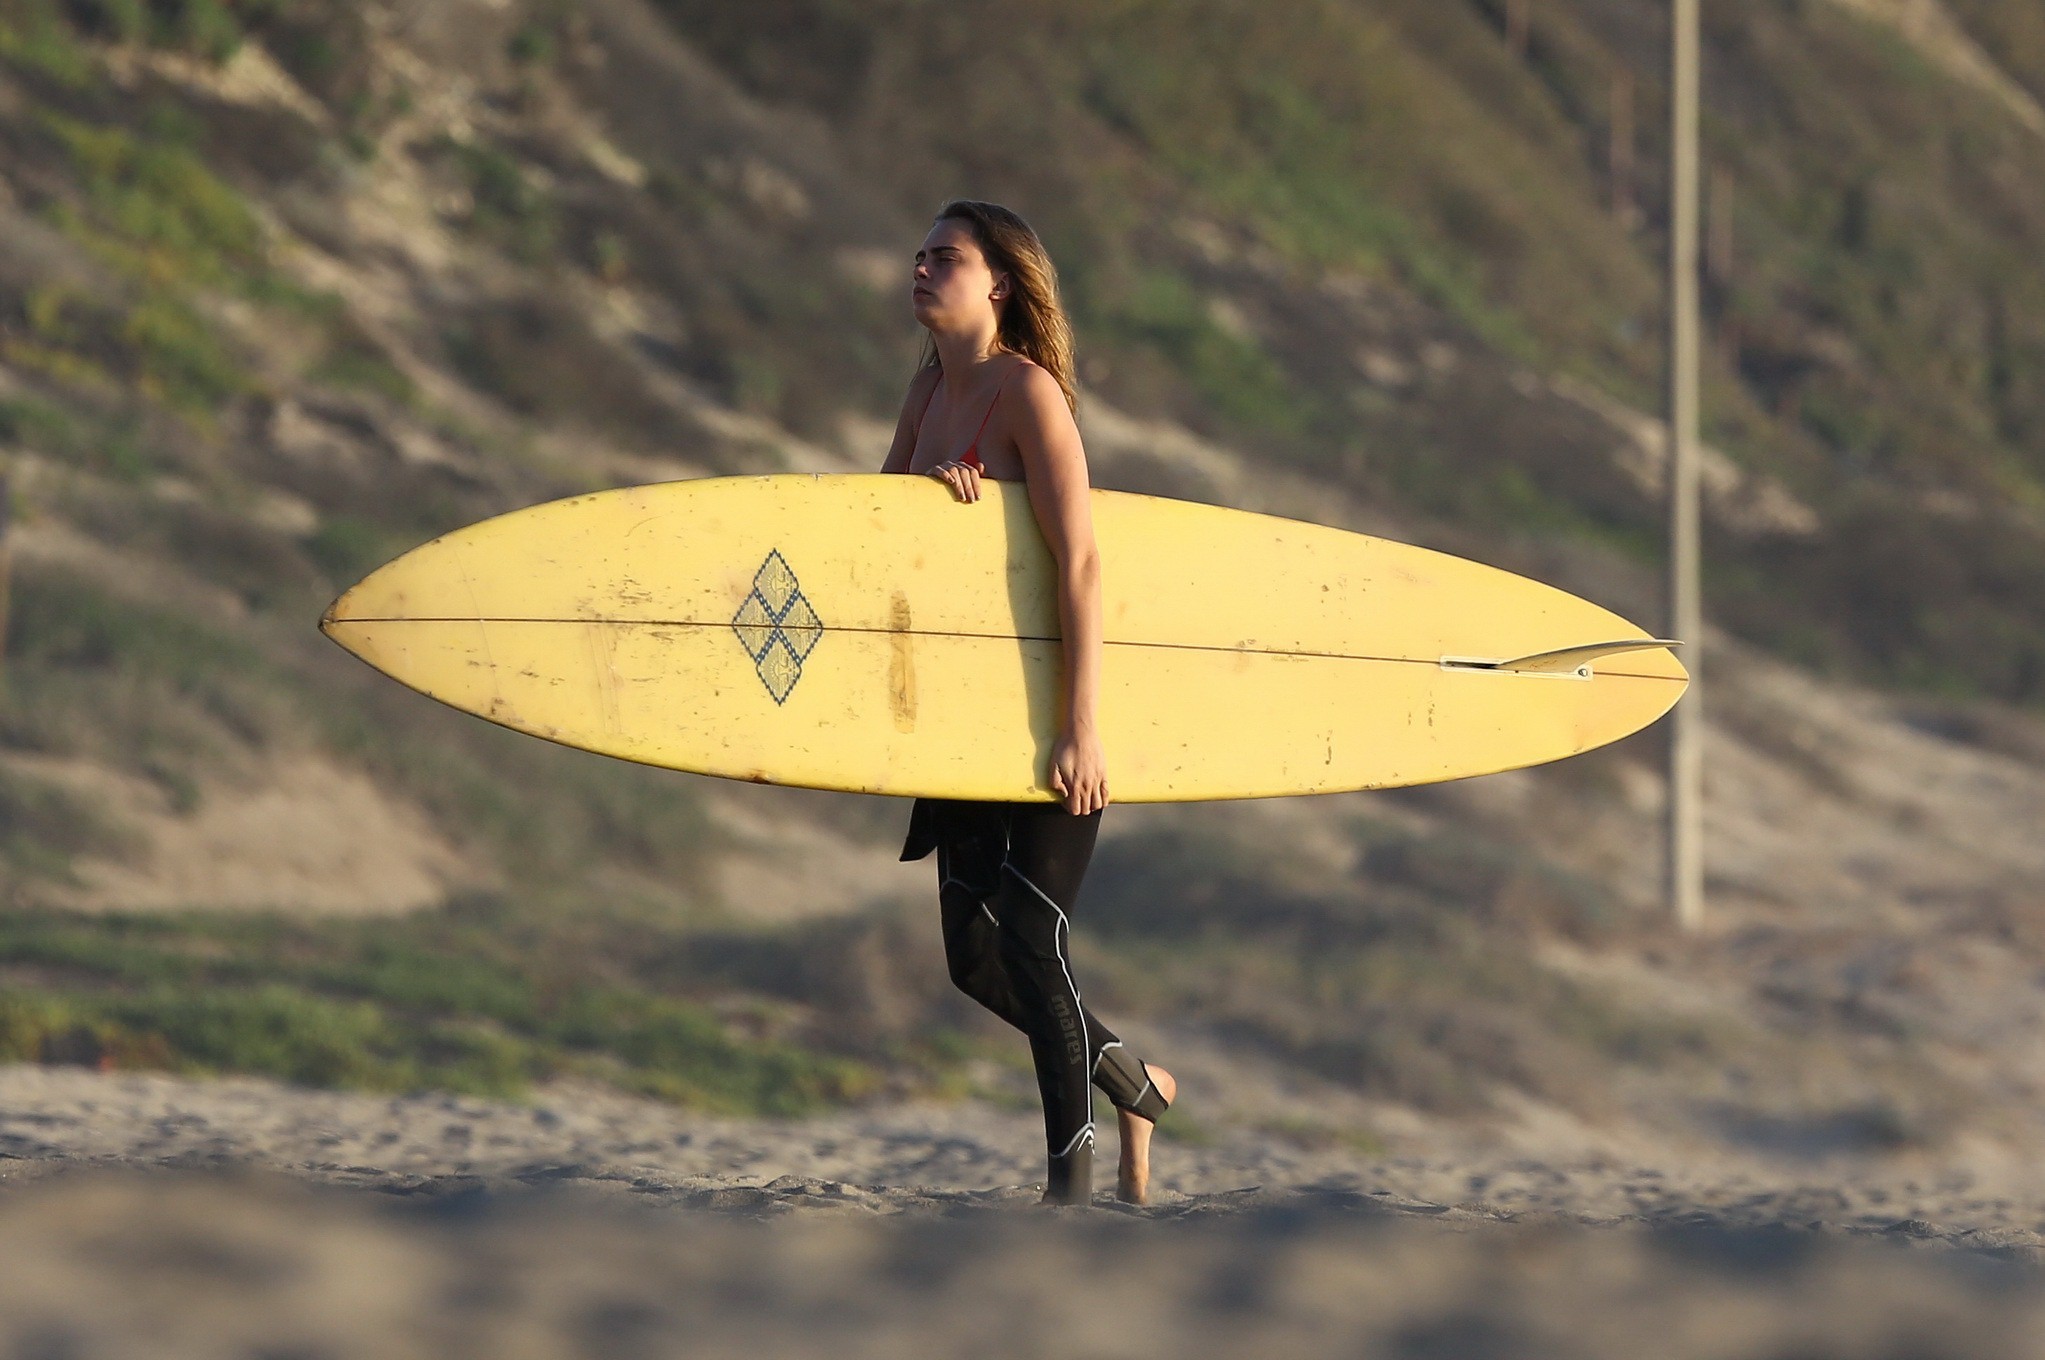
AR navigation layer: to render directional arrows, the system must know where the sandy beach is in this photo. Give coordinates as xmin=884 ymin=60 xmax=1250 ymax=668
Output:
xmin=4 ymin=1064 xmax=2045 ymax=1358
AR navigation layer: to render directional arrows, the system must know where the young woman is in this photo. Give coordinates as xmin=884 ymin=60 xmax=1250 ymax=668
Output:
xmin=880 ymin=200 xmax=1176 ymax=1206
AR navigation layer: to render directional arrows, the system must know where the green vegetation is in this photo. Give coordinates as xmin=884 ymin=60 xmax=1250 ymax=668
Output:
xmin=0 ymin=766 xmax=137 ymax=884
xmin=0 ymin=28 xmax=407 ymax=417
xmin=39 ymin=108 xmax=265 ymax=287
xmin=441 ymin=137 xmax=559 ymax=264
xmin=308 ymin=322 xmax=418 ymax=405
xmin=0 ymin=905 xmax=884 ymax=1112
xmin=506 ymin=21 xmax=556 ymax=68
xmin=30 ymin=0 xmax=296 ymax=63
xmin=301 ymin=514 xmax=394 ymax=585
xmin=0 ymin=394 xmax=150 ymax=478
xmin=16 ymin=109 xmax=262 ymax=411
xmin=0 ymin=0 xmax=96 ymax=84
xmin=1073 ymin=1 xmax=1563 ymax=358
xmin=0 ymin=568 xmax=278 ymax=787
xmin=1092 ymin=268 xmax=1310 ymax=436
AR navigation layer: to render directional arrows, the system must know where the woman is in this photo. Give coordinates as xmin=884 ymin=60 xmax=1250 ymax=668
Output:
xmin=880 ymin=200 xmax=1175 ymax=1206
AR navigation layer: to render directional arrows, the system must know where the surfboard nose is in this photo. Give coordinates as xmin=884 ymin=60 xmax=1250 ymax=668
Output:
xmin=319 ymin=584 xmax=374 ymax=662
xmin=319 ymin=582 xmax=359 ymax=635
xmin=320 ymin=549 xmax=425 ymax=659
xmin=320 ymin=568 xmax=384 ymax=641
xmin=320 ymin=530 xmax=461 ymax=633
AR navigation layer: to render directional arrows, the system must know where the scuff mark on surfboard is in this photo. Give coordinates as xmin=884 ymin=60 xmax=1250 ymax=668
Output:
xmin=889 ymin=591 xmax=917 ymax=732
xmin=452 ymin=548 xmax=504 ymax=718
xmin=587 ymin=622 xmax=623 ymax=734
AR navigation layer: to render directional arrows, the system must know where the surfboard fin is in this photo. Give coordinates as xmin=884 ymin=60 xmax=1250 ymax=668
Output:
xmin=1440 ymin=639 xmax=1682 ymax=679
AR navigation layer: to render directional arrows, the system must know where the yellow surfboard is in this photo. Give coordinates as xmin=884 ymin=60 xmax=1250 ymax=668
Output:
xmin=321 ymin=474 xmax=1686 ymax=801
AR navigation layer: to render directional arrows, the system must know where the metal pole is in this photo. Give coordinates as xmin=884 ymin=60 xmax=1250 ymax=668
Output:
xmin=1667 ymin=0 xmax=1705 ymax=930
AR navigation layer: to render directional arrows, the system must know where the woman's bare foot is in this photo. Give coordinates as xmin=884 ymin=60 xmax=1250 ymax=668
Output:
xmin=1115 ymin=1063 xmax=1177 ymax=1206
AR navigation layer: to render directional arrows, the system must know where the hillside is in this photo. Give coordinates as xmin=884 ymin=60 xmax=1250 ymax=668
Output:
xmin=0 ymin=0 xmax=2042 ymax=1169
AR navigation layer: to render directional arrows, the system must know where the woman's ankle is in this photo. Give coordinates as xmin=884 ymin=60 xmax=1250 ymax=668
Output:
xmin=1044 ymin=1132 xmax=1094 ymax=1205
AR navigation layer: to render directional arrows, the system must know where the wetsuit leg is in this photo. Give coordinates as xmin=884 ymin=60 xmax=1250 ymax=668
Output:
xmin=941 ymin=875 xmax=1170 ymax=1122
xmin=918 ymin=800 xmax=1171 ymax=1202
xmin=924 ymin=797 xmax=1169 ymax=1112
xmin=982 ymin=802 xmax=1099 ymax=1202
xmin=935 ymin=811 xmax=1026 ymax=1029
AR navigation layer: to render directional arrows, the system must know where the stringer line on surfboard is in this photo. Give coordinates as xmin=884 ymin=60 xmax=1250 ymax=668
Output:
xmin=330 ymin=617 xmax=1688 ymax=683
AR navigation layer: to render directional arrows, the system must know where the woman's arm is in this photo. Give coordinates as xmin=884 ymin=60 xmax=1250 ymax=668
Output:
xmin=881 ymin=366 xmax=942 ymax=472
xmin=1009 ymin=365 xmax=1108 ymax=816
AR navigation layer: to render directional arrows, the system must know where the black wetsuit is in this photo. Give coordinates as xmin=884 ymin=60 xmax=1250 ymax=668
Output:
xmin=902 ymin=797 xmax=1169 ymax=1205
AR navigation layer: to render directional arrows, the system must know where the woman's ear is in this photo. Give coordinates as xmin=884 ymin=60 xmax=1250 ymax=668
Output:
xmin=991 ymin=273 xmax=1010 ymax=300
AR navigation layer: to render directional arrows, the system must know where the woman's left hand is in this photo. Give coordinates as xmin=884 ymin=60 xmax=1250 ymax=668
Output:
xmin=927 ymin=458 xmax=983 ymax=503
xmin=1049 ymin=726 xmax=1109 ymax=816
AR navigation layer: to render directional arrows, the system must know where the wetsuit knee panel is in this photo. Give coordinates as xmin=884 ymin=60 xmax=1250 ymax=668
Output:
xmin=991 ymin=907 xmax=1066 ymax=963
xmin=1094 ymin=1041 xmax=1170 ymax=1122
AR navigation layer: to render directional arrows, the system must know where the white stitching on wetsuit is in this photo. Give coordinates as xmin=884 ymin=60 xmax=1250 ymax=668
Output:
xmin=1053 ymin=1123 xmax=1095 ymax=1158
xmin=1002 ymin=858 xmax=1092 ymax=1157
xmin=1094 ymin=1040 xmax=1160 ymax=1115
xmin=937 ymin=878 xmax=999 ymax=928
xmin=938 ymin=844 xmax=999 ymax=923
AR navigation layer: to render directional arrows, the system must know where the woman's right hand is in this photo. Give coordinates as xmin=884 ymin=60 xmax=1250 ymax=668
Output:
xmin=1049 ymin=725 xmax=1109 ymax=816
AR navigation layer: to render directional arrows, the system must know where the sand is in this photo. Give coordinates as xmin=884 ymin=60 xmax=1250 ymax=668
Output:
xmin=5 ymin=1064 xmax=2045 ymax=1358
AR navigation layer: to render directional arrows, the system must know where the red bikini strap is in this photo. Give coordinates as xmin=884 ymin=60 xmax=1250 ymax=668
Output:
xmin=961 ymin=366 xmax=1012 ymax=469
xmin=969 ymin=373 xmax=1006 ymax=443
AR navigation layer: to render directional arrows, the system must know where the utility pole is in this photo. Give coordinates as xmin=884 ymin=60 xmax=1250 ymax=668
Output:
xmin=1667 ymin=0 xmax=1705 ymax=931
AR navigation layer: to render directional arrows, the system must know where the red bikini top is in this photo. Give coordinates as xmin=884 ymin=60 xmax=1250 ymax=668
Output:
xmin=924 ymin=365 xmax=1012 ymax=472
xmin=959 ymin=398 xmax=993 ymax=471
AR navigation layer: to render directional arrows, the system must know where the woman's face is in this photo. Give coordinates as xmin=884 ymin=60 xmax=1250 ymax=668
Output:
xmin=911 ymin=218 xmax=1007 ymax=333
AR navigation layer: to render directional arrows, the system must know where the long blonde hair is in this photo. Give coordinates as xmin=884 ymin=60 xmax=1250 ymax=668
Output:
xmin=917 ymin=200 xmax=1078 ymax=414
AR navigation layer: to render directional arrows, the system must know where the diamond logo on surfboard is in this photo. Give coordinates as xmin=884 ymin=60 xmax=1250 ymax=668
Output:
xmin=731 ymin=550 xmax=822 ymax=704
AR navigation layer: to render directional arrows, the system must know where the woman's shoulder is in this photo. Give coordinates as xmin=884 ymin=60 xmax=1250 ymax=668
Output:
xmin=1002 ymin=355 xmax=1062 ymax=403
xmin=1001 ymin=358 xmax=1074 ymax=429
